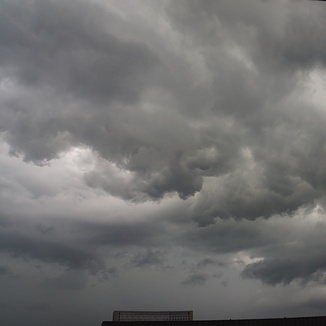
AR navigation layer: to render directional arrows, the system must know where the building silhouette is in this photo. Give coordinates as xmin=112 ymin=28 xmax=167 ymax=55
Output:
xmin=112 ymin=311 xmax=193 ymax=322
xmin=103 ymin=312 xmax=326 ymax=326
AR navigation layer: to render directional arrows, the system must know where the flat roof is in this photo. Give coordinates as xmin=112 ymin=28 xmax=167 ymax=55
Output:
xmin=112 ymin=311 xmax=193 ymax=322
xmin=103 ymin=315 xmax=326 ymax=326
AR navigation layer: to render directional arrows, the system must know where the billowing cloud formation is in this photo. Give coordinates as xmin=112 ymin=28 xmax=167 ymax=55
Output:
xmin=2 ymin=0 xmax=326 ymax=214
xmin=2 ymin=1 xmax=326 ymax=325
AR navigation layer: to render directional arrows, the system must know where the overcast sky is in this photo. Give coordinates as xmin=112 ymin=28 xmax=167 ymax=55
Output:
xmin=1 ymin=0 xmax=326 ymax=325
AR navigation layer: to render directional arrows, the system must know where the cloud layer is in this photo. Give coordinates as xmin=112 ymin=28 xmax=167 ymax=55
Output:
xmin=1 ymin=0 xmax=326 ymax=325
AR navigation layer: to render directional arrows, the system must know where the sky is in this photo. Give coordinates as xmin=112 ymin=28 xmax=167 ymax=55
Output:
xmin=1 ymin=0 xmax=326 ymax=325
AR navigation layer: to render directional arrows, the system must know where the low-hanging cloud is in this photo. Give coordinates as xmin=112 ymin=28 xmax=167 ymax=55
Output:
xmin=2 ymin=1 xmax=326 ymax=324
xmin=1 ymin=0 xmax=326 ymax=221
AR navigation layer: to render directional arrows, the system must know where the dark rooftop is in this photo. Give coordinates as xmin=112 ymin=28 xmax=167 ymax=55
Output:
xmin=103 ymin=315 xmax=326 ymax=326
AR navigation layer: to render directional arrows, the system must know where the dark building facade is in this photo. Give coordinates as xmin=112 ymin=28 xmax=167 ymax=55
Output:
xmin=103 ymin=315 xmax=326 ymax=326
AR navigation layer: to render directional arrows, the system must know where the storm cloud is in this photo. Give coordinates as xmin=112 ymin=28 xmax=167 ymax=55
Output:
xmin=1 ymin=0 xmax=326 ymax=213
xmin=1 ymin=0 xmax=326 ymax=325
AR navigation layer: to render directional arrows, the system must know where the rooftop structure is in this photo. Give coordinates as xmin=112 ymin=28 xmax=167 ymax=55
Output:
xmin=112 ymin=311 xmax=193 ymax=322
xmin=103 ymin=315 xmax=326 ymax=326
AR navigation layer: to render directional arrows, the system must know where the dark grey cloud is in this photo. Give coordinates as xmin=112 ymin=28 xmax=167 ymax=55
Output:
xmin=172 ymin=207 xmax=326 ymax=287
xmin=241 ymin=224 xmax=326 ymax=285
xmin=233 ymin=208 xmax=326 ymax=285
xmin=0 ymin=265 xmax=14 ymax=277
xmin=298 ymin=295 xmax=326 ymax=312
xmin=0 ymin=0 xmax=158 ymax=164
xmin=180 ymin=256 xmax=225 ymax=287
xmin=164 ymin=0 xmax=326 ymax=222
xmin=182 ymin=273 xmax=209 ymax=286
xmin=180 ymin=218 xmax=272 ymax=253
xmin=1 ymin=0 xmax=326 ymax=215
xmin=2 ymin=0 xmax=326 ymax=324
xmin=78 ymin=219 xmax=166 ymax=247
xmin=169 ymin=0 xmax=326 ymax=72
xmin=0 ymin=223 xmax=105 ymax=273
xmin=196 ymin=258 xmax=220 ymax=268
xmin=0 ymin=0 xmax=157 ymax=103
xmin=242 ymin=257 xmax=326 ymax=286
xmin=130 ymin=249 xmax=164 ymax=268
xmin=42 ymin=271 xmax=88 ymax=291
